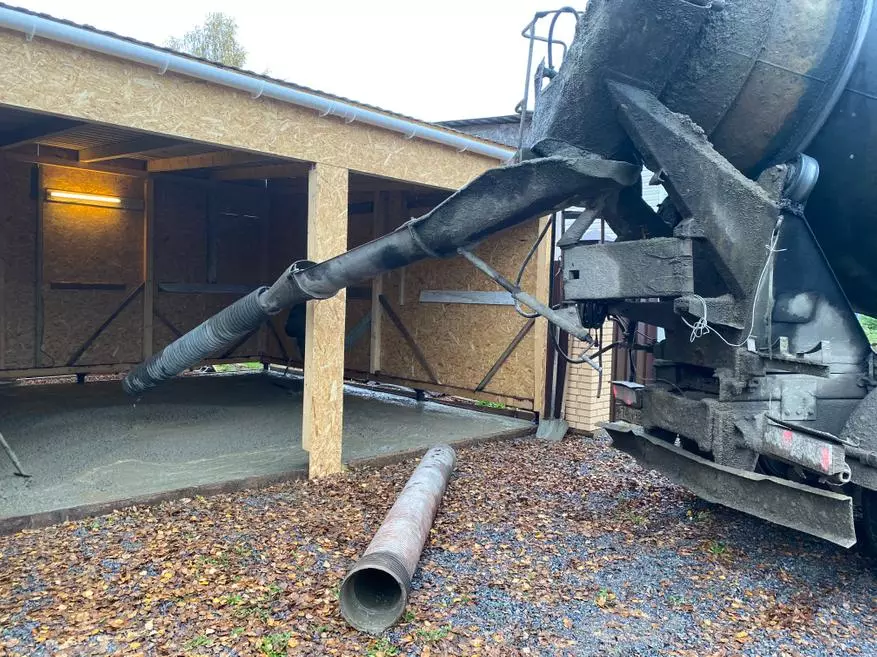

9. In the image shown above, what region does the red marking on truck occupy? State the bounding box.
[782,429,793,446]
[821,447,831,472]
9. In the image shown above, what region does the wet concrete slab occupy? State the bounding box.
[0,373,531,523]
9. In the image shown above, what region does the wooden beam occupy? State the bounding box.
[533,216,552,417]
[369,191,386,374]
[0,256,5,370]
[79,135,180,163]
[418,290,515,306]
[347,178,419,193]
[34,165,43,367]
[342,369,535,411]
[258,193,271,358]
[0,363,138,379]
[344,312,372,350]
[378,294,440,385]
[157,283,257,294]
[153,308,183,339]
[389,191,408,305]
[0,358,257,381]
[147,151,268,173]
[266,320,289,361]
[213,162,310,181]
[302,162,348,478]
[0,31,501,189]
[2,151,147,177]
[49,282,126,291]
[0,117,84,150]
[206,184,218,284]
[142,176,155,359]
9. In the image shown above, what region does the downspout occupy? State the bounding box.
[0,7,514,162]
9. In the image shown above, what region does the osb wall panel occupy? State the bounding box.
[0,159,36,369]
[264,190,307,362]
[343,192,376,372]
[152,178,264,358]
[215,184,268,285]
[42,167,143,284]
[264,188,377,368]
[347,192,376,250]
[344,299,371,373]
[0,30,506,191]
[41,166,144,365]
[155,178,207,284]
[43,289,143,366]
[379,219,539,401]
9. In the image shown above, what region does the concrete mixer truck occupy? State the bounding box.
[123,0,877,551]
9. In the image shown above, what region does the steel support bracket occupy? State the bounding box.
[605,421,857,547]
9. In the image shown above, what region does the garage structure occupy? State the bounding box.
[0,6,557,522]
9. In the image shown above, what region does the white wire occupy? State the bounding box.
[682,222,786,348]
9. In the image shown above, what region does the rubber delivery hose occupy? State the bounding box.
[122,288,270,395]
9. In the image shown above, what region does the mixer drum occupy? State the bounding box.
[662,0,877,316]
[532,0,877,314]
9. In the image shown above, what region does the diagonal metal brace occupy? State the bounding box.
[458,247,601,372]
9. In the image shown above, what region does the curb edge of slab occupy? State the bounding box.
[0,426,537,536]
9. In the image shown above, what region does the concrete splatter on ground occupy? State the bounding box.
[0,432,874,656]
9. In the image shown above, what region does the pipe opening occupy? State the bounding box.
[340,566,406,634]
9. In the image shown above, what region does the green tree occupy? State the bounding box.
[166,13,247,68]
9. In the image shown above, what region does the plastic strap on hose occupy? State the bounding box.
[404,219,443,259]
[288,259,336,300]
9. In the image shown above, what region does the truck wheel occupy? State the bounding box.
[862,488,877,555]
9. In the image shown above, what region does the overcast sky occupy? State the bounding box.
[14,0,578,122]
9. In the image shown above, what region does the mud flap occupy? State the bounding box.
[604,421,857,548]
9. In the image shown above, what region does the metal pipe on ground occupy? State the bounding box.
[340,444,456,634]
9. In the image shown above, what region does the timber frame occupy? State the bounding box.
[0,12,556,478]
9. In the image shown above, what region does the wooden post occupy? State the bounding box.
[34,164,43,367]
[142,176,155,359]
[302,163,348,478]
[391,193,407,306]
[258,189,270,359]
[206,183,218,284]
[533,215,552,417]
[0,255,5,370]
[369,191,386,374]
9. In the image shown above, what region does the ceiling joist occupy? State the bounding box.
[78,134,181,163]
[0,117,85,150]
[213,162,311,181]
[147,151,270,173]
[1,151,147,177]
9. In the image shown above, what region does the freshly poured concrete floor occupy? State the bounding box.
[0,373,531,521]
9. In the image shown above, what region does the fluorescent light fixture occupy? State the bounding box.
[45,189,142,210]
[48,190,121,204]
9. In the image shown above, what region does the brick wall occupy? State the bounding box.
[563,320,614,432]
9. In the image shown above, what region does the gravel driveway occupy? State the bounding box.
[1,432,874,656]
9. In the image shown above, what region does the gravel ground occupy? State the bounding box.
[0,432,874,656]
